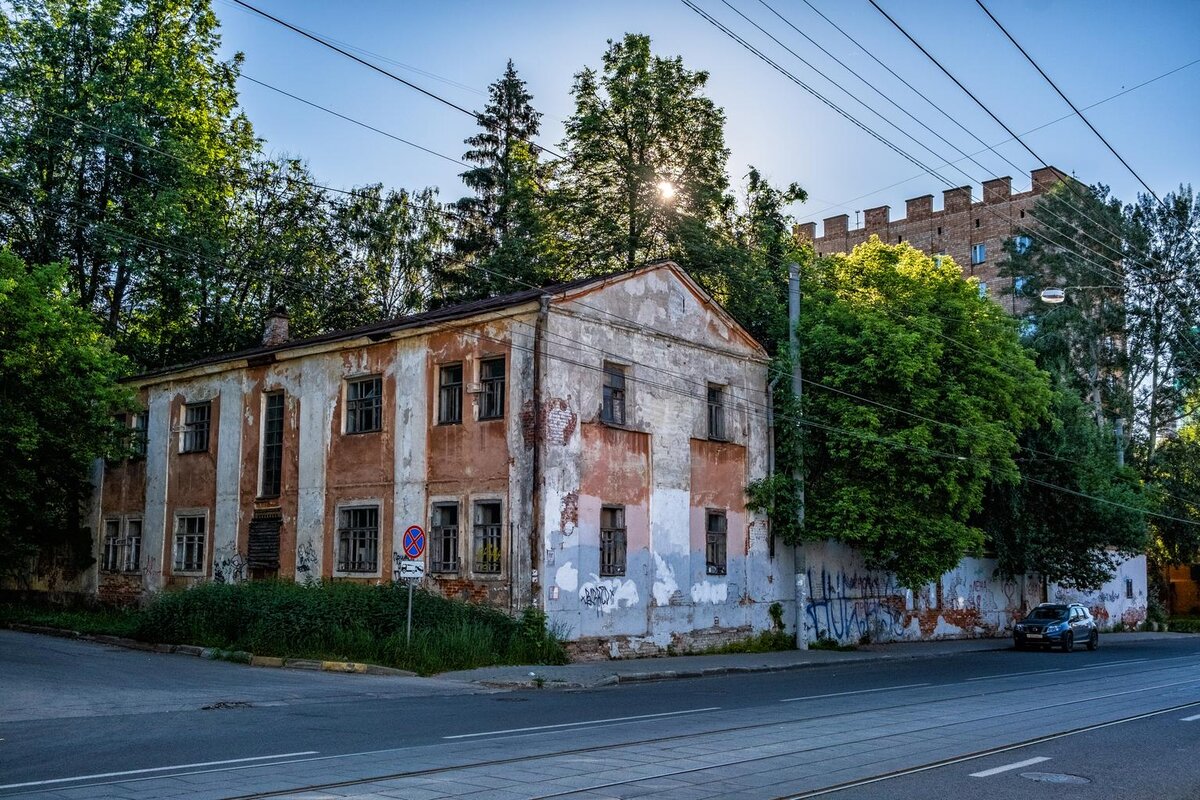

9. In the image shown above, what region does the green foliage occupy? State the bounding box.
[0,604,140,638]
[130,580,567,674]
[978,387,1149,589]
[558,33,731,273]
[1148,423,1200,566]
[702,629,795,654]
[746,370,805,546]
[0,249,131,581]
[1168,617,1200,634]
[808,635,857,652]
[800,238,1051,588]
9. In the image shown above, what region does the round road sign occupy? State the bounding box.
[402,525,425,559]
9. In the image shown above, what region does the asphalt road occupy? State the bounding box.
[1,630,1198,799]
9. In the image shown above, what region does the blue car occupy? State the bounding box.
[1013,603,1098,652]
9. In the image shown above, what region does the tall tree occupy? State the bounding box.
[978,387,1148,589]
[0,249,131,583]
[1003,183,1200,471]
[799,238,1051,588]
[450,61,558,298]
[559,33,730,274]
[0,0,256,367]
[335,184,449,319]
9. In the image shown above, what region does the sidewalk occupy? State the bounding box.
[440,631,1180,689]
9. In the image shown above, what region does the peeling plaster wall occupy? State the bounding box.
[1051,555,1148,630]
[539,267,784,656]
[801,540,1147,644]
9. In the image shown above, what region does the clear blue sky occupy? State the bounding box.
[214,0,1200,234]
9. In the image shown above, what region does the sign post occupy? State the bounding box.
[402,525,425,645]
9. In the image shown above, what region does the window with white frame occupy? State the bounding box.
[345,376,382,434]
[173,514,207,573]
[438,364,463,425]
[479,357,505,420]
[971,243,986,265]
[102,519,121,572]
[336,505,379,573]
[430,502,459,573]
[707,384,727,441]
[1014,234,1032,255]
[601,363,627,425]
[181,402,210,453]
[706,510,727,576]
[124,519,142,572]
[600,506,627,577]
[472,500,502,574]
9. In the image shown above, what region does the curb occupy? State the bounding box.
[5,623,414,677]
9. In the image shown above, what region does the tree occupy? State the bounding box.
[450,61,559,298]
[978,387,1148,589]
[1148,421,1200,567]
[0,0,256,367]
[798,237,1051,588]
[0,249,131,583]
[559,34,730,274]
[1003,182,1200,472]
[334,184,450,319]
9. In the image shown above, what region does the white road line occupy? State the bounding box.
[970,756,1050,777]
[780,683,931,702]
[966,659,1150,682]
[0,752,319,790]
[442,706,721,739]
[1182,714,1200,722]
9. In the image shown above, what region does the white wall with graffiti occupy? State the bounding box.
[801,540,1147,645]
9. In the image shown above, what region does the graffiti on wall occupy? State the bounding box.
[213,553,247,584]
[579,575,639,614]
[804,566,911,643]
[296,542,318,583]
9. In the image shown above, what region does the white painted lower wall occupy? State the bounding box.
[800,540,1148,645]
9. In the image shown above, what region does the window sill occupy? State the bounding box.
[333,570,382,579]
[343,429,383,436]
[179,449,209,456]
[435,420,462,427]
[173,570,205,577]
[257,493,281,502]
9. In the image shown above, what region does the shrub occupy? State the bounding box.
[1169,617,1200,633]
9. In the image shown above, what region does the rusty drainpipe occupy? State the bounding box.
[529,295,551,609]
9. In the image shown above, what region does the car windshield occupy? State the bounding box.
[1027,607,1068,621]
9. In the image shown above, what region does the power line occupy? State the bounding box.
[228,0,565,161]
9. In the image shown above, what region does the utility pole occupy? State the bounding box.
[789,263,808,649]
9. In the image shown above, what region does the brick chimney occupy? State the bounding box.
[823,214,849,237]
[905,194,933,221]
[263,307,289,347]
[1031,166,1067,194]
[943,186,972,214]
[864,205,890,232]
[793,222,816,242]
[983,176,1012,203]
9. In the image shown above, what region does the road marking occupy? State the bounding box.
[0,752,319,790]
[1182,714,1200,722]
[966,659,1149,682]
[970,756,1050,777]
[442,706,721,739]
[780,683,931,702]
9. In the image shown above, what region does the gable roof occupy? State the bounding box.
[128,260,766,382]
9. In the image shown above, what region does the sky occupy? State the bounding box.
[213,0,1200,236]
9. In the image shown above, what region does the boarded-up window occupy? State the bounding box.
[600,506,627,577]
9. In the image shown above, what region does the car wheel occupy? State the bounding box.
[1061,632,1074,653]
[1087,631,1098,651]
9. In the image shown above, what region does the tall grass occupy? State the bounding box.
[5,580,567,674]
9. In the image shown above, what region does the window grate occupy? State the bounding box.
[472,501,502,574]
[706,510,727,576]
[600,506,627,577]
[346,377,382,433]
[102,519,121,572]
[430,503,459,572]
[336,506,379,573]
[182,402,210,453]
[438,364,463,425]
[479,358,505,420]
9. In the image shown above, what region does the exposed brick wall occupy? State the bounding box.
[566,626,758,661]
[800,167,1070,317]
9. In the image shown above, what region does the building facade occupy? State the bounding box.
[796,166,1067,315]
[88,262,797,654]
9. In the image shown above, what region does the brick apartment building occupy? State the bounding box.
[796,166,1067,315]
